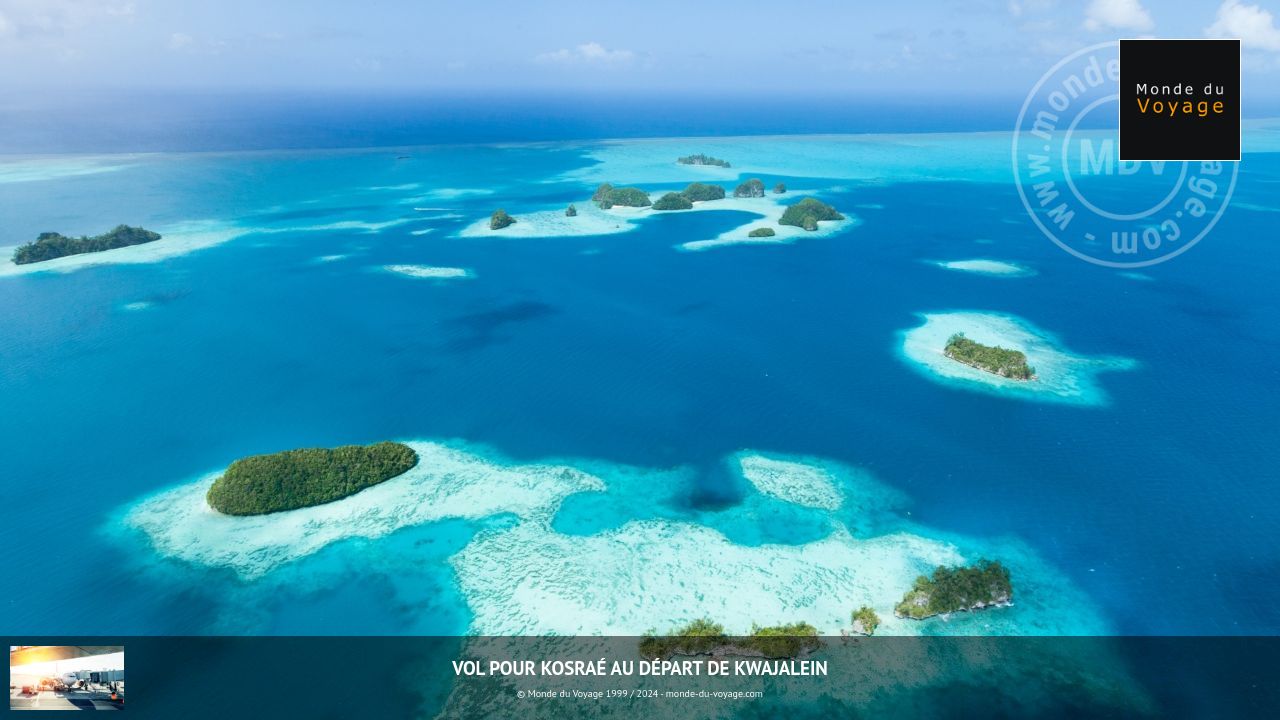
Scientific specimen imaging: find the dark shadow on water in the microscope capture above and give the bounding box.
[443,300,558,353]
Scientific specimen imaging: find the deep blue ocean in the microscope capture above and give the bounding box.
[1,104,1278,640]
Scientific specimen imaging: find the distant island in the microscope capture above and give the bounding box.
[778,198,844,231]
[12,225,161,265]
[206,441,419,516]
[748,227,776,238]
[592,183,652,209]
[851,606,880,636]
[733,178,766,198]
[565,204,577,217]
[895,560,1013,620]
[490,209,515,230]
[680,182,725,202]
[677,153,731,168]
[944,333,1035,380]
[640,619,820,660]
[773,182,787,194]
[652,192,693,211]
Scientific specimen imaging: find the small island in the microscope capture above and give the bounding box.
[13,225,161,265]
[680,182,725,202]
[640,619,820,660]
[748,227,776,238]
[851,606,880,636]
[733,178,766,198]
[895,560,1013,620]
[489,209,515,230]
[773,182,787,194]
[592,183,652,209]
[565,204,577,217]
[652,192,693,211]
[944,333,1035,380]
[206,441,419,516]
[677,153,731,168]
[778,197,844,231]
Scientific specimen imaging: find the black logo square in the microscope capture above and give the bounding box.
[1120,39,1240,161]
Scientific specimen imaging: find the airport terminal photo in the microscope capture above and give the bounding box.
[10,646,124,711]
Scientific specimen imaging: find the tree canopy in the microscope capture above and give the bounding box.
[206,441,419,516]
[778,198,844,230]
[13,225,161,265]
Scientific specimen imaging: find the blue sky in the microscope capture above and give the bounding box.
[1,0,1278,96]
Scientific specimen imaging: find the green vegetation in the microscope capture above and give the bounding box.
[565,204,577,217]
[639,619,820,660]
[679,182,725,202]
[652,192,694,211]
[13,225,161,265]
[944,333,1035,380]
[489,209,515,230]
[778,197,844,231]
[206,441,419,516]
[773,182,787,194]
[677,153,731,168]
[895,560,1013,620]
[748,227,776,238]
[851,607,880,636]
[592,185,652,209]
[733,178,766,198]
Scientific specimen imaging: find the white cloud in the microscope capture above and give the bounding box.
[535,41,634,65]
[1083,0,1154,31]
[166,32,192,50]
[0,12,12,38]
[1206,0,1280,51]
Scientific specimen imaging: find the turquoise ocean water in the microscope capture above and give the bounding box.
[1,129,1278,642]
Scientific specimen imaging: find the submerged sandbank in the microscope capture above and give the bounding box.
[931,259,1035,277]
[120,439,1111,640]
[383,264,473,279]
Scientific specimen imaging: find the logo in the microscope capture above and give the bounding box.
[1013,41,1238,268]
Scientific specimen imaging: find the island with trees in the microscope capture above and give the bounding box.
[895,560,1013,620]
[677,153,731,168]
[206,441,419,516]
[12,225,161,265]
[680,182,725,202]
[565,204,577,217]
[748,227,776,238]
[773,182,787,194]
[640,619,820,660]
[851,607,880,636]
[592,183,652,209]
[778,198,845,231]
[489,209,515,230]
[944,333,1035,380]
[652,192,694,211]
[733,178,766,198]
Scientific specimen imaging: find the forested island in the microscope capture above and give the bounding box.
[944,333,1035,380]
[778,198,844,231]
[677,153,731,168]
[733,178,766,198]
[12,225,161,265]
[206,441,419,515]
[748,227,776,238]
[640,619,820,660]
[490,209,515,230]
[895,560,1013,620]
[592,183,652,209]
[652,192,693,211]
[680,182,725,202]
[851,607,880,636]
